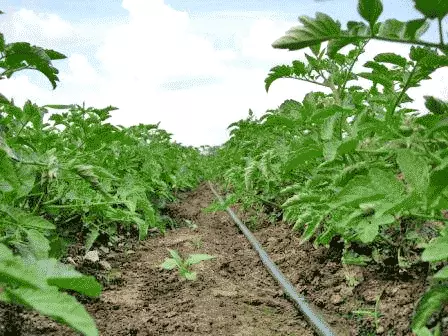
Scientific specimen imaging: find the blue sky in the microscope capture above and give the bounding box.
[1,0,447,146]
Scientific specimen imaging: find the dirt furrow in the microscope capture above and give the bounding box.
[10,184,315,336]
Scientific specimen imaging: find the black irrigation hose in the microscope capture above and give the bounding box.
[208,182,338,336]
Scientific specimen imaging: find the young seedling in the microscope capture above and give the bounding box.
[159,249,214,281]
[190,237,203,249]
[184,219,198,230]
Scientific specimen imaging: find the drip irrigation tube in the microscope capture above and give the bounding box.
[208,182,338,336]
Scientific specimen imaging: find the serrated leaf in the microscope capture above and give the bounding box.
[160,258,178,270]
[272,13,342,51]
[337,138,359,156]
[37,259,102,297]
[0,248,47,290]
[424,96,448,115]
[413,0,448,19]
[421,235,448,262]
[323,140,340,161]
[4,42,63,89]
[358,72,393,88]
[327,37,358,58]
[433,265,448,279]
[321,112,341,141]
[183,271,197,281]
[45,49,67,60]
[369,168,405,199]
[404,18,430,40]
[411,285,448,330]
[84,227,100,252]
[427,165,448,203]
[284,146,323,172]
[265,65,292,92]
[185,254,215,266]
[5,287,98,336]
[358,219,379,243]
[377,19,406,39]
[331,175,383,208]
[357,0,383,28]
[0,205,56,230]
[26,229,50,259]
[168,249,183,263]
[396,149,429,197]
[374,53,408,67]
[300,216,322,243]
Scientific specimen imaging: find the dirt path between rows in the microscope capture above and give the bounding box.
[1,183,435,335]
[8,184,317,335]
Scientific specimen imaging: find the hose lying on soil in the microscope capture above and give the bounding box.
[208,182,338,336]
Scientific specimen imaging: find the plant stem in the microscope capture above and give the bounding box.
[438,18,445,46]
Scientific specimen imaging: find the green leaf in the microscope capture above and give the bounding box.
[272,13,342,51]
[44,49,67,60]
[160,258,178,270]
[38,259,102,297]
[404,19,430,41]
[323,140,340,161]
[396,149,430,197]
[369,168,405,199]
[168,249,183,264]
[0,245,47,290]
[377,19,406,39]
[424,96,448,115]
[427,165,448,203]
[358,72,393,88]
[321,112,341,141]
[0,205,56,230]
[357,0,383,28]
[413,0,448,19]
[309,43,321,57]
[185,254,215,266]
[357,219,379,243]
[421,235,448,262]
[411,285,448,331]
[374,53,408,67]
[85,227,99,252]
[300,216,322,243]
[265,65,292,92]
[26,229,50,259]
[284,145,323,172]
[433,265,448,279]
[3,42,63,89]
[327,37,358,58]
[183,271,197,281]
[5,286,98,336]
[337,138,359,156]
[331,175,383,208]
[412,327,433,336]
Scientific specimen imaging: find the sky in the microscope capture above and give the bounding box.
[0,0,447,146]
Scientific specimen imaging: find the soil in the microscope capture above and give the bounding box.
[0,183,444,335]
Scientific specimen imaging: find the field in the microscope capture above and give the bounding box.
[1,1,448,335]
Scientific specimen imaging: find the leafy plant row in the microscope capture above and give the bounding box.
[0,12,204,336]
[206,1,448,334]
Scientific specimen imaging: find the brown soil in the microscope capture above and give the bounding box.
[0,183,443,335]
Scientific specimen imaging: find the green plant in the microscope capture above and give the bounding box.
[159,249,214,281]
[0,243,102,336]
[352,289,384,332]
[0,11,206,335]
[190,237,203,249]
[205,0,448,333]
[184,219,198,230]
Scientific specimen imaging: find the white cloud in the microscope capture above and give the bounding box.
[0,2,447,147]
